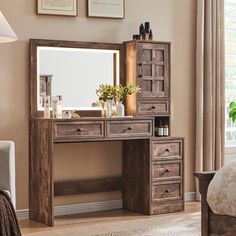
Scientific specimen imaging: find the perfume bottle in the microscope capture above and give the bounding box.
[43,96,50,119]
[51,96,59,119]
[57,95,63,118]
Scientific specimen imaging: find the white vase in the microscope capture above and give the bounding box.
[116,101,125,117]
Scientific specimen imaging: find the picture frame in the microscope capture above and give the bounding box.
[87,0,125,19]
[37,0,78,16]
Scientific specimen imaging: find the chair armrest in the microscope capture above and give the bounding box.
[194,171,216,195]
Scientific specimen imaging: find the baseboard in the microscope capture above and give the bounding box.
[184,192,196,201]
[16,199,122,220]
[16,192,196,220]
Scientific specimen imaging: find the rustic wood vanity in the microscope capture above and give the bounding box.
[29,39,184,226]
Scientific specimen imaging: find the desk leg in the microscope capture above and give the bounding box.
[29,119,54,226]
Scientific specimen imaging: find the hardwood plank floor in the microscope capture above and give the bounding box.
[20,201,201,235]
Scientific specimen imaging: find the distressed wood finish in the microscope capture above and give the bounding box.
[150,138,184,214]
[54,120,105,141]
[29,38,184,227]
[138,100,170,116]
[123,40,171,117]
[151,201,184,215]
[29,119,54,226]
[106,119,153,139]
[123,139,151,214]
[152,160,182,181]
[30,39,124,118]
[54,177,122,196]
[152,181,182,202]
[123,137,184,216]
[152,139,182,161]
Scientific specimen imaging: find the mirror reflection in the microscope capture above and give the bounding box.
[37,47,120,110]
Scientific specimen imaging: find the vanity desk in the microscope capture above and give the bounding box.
[29,39,184,226]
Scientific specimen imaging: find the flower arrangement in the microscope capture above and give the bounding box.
[96,84,115,102]
[114,84,141,102]
[96,84,141,102]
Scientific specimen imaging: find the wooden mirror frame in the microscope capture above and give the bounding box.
[29,38,124,118]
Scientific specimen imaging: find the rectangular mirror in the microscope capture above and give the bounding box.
[30,39,123,117]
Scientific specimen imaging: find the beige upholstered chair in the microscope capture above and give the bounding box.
[0,141,16,208]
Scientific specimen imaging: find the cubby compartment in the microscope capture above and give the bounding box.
[155,116,170,137]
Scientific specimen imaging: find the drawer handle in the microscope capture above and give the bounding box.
[165,169,170,173]
[77,128,83,132]
[165,189,171,193]
[151,106,156,109]
[165,149,170,153]
[127,126,133,131]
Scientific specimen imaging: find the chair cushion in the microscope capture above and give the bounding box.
[207,160,236,217]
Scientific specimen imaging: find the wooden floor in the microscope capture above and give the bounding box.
[20,201,201,235]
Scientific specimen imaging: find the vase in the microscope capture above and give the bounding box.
[105,98,113,118]
[116,101,125,117]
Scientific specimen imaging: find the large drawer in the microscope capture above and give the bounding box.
[152,160,182,182]
[106,119,153,139]
[54,121,104,141]
[152,181,182,203]
[138,101,170,116]
[152,139,183,160]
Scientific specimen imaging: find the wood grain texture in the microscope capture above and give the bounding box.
[29,119,54,226]
[138,100,170,116]
[194,172,215,236]
[123,41,171,117]
[30,39,124,118]
[123,139,151,214]
[54,177,122,196]
[152,160,182,181]
[106,119,153,139]
[54,120,105,141]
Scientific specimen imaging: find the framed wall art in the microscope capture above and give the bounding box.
[87,0,125,19]
[37,0,78,16]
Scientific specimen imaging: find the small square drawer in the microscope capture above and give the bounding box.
[54,121,104,141]
[138,101,170,115]
[106,119,153,139]
[152,160,182,182]
[152,139,183,160]
[152,181,182,203]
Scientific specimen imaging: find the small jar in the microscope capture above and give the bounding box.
[63,110,72,119]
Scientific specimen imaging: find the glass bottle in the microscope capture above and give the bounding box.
[116,100,125,117]
[43,96,50,119]
[158,120,164,136]
[57,95,63,118]
[163,120,169,136]
[105,97,113,118]
[51,96,59,118]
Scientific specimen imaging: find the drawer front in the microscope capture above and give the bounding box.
[138,101,170,115]
[54,121,104,141]
[152,182,182,202]
[152,140,182,160]
[106,120,153,139]
[151,201,184,215]
[152,160,182,181]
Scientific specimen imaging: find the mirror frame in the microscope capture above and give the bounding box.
[30,38,124,118]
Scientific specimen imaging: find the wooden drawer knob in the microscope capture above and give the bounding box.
[151,106,156,109]
[77,128,83,132]
[165,169,170,173]
[165,149,170,153]
[165,189,170,193]
[127,126,133,131]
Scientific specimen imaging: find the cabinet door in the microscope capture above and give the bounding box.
[137,43,170,99]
